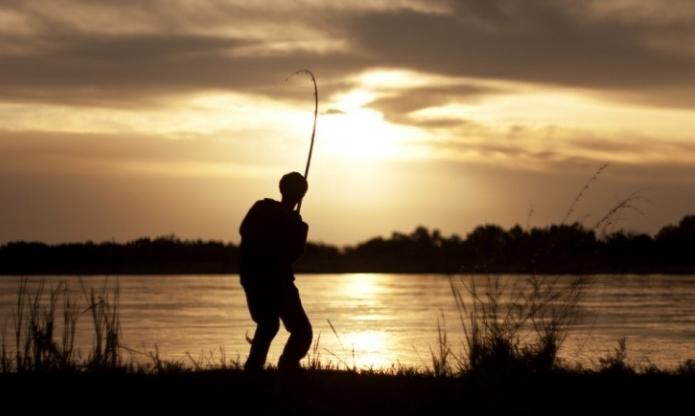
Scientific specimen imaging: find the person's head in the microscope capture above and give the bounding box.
[279,171,308,206]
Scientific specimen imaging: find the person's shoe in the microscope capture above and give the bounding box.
[244,360,264,374]
[277,358,302,373]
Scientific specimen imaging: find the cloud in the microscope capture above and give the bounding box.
[342,0,695,98]
[2,0,695,110]
[0,31,370,108]
[417,123,695,168]
[0,1,378,107]
[366,83,502,126]
[1,2,694,174]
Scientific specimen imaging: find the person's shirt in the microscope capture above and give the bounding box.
[239,198,308,287]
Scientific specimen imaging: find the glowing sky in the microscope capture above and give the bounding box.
[1,0,695,244]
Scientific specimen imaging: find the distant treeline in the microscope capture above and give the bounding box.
[1,215,694,275]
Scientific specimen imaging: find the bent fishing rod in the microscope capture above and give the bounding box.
[290,69,318,214]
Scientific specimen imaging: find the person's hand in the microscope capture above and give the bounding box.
[290,210,305,225]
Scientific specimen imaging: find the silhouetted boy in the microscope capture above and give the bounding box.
[239,172,312,371]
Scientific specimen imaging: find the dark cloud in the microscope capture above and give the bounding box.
[1,0,695,110]
[343,0,695,93]
[366,83,501,126]
[567,136,649,154]
[0,31,370,107]
[258,79,356,108]
[322,108,346,115]
[564,133,695,163]
[419,123,695,168]
[0,0,372,106]
[407,117,471,129]
[602,86,695,111]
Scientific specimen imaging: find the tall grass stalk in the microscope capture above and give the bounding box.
[561,163,608,225]
[526,275,586,369]
[6,280,83,372]
[430,314,452,377]
[185,347,240,371]
[80,278,121,370]
[1,321,10,372]
[450,275,585,376]
[325,319,356,371]
[60,283,80,368]
[14,279,28,371]
[307,333,323,370]
[0,278,122,373]
[593,192,646,235]
[27,281,59,371]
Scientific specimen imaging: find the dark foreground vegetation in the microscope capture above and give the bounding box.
[3,365,695,416]
[2,277,693,415]
[1,214,694,275]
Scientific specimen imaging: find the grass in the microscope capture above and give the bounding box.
[11,279,79,372]
[3,278,163,374]
[415,274,589,381]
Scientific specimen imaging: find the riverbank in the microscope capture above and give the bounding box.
[3,366,694,415]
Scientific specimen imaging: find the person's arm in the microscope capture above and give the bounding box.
[239,201,263,239]
[286,214,308,261]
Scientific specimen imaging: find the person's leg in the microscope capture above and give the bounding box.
[243,285,280,371]
[245,319,280,371]
[278,283,312,370]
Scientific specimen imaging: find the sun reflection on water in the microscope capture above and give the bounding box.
[342,273,381,298]
[328,274,399,367]
[341,330,393,368]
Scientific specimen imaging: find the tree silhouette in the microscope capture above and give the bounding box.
[2,215,694,275]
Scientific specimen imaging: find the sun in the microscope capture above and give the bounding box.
[318,109,400,159]
[316,88,425,161]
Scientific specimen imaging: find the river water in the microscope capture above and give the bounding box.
[1,274,693,370]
